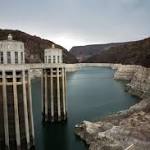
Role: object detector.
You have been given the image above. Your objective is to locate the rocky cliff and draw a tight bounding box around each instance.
[0,29,78,63]
[114,65,150,98]
[75,65,150,150]
[70,43,123,62]
[127,66,150,98]
[114,65,138,81]
[83,37,150,68]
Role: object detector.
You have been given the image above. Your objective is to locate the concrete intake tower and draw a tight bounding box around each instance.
[0,34,35,150]
[42,44,67,122]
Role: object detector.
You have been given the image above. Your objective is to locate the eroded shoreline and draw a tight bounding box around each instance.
[75,64,150,150]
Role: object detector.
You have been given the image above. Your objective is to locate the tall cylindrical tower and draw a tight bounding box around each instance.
[42,44,67,122]
[0,34,35,150]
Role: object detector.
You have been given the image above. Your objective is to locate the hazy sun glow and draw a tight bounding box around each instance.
[51,36,87,50]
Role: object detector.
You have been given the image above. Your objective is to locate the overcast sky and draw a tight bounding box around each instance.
[0,0,150,49]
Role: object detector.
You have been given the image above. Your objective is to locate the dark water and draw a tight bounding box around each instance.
[31,67,137,150]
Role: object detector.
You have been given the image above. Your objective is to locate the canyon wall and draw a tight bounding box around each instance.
[113,65,139,81]
[75,64,150,150]
[114,65,150,98]
[127,66,150,98]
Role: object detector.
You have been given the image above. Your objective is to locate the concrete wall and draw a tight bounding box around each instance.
[44,48,62,64]
[0,69,35,150]
[0,39,25,64]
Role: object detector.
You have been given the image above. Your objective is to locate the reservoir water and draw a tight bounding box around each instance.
[31,67,137,150]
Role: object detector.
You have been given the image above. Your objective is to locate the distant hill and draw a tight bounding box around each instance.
[0,29,78,63]
[70,43,125,62]
[84,37,150,67]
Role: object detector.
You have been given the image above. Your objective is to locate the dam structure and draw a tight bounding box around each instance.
[0,34,34,150]
[42,44,67,122]
[0,34,67,149]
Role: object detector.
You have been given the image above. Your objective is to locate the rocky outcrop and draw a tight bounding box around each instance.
[114,65,150,98]
[75,98,150,150]
[127,66,150,98]
[75,65,150,150]
[114,65,138,81]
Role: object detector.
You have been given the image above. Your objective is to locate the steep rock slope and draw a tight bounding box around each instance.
[84,38,150,67]
[0,29,78,63]
[114,65,139,81]
[70,43,123,62]
[114,65,150,98]
[127,67,150,98]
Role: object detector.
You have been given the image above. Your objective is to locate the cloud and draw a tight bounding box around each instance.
[0,0,149,49]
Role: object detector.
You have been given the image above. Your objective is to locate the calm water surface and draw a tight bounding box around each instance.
[31,67,137,150]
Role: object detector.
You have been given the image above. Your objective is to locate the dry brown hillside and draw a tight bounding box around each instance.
[0,29,78,63]
[83,37,150,67]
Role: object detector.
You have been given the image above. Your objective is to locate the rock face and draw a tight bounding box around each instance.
[114,65,150,98]
[75,65,150,150]
[83,38,150,68]
[114,65,138,81]
[70,43,123,62]
[127,66,150,98]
